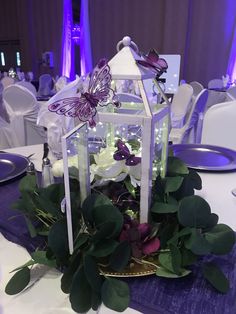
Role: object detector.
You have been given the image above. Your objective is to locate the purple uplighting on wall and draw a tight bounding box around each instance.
[226,0,236,82]
[61,0,74,79]
[80,0,93,76]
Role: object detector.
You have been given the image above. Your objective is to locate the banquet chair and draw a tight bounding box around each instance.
[2,85,46,147]
[0,116,18,149]
[208,78,224,89]
[201,100,236,150]
[189,81,204,98]
[227,86,236,99]
[170,83,193,128]
[38,74,54,97]
[54,76,69,92]
[169,89,209,144]
[16,81,37,96]
[1,76,15,89]
[37,75,82,157]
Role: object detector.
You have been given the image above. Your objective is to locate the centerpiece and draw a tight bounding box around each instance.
[5,37,235,313]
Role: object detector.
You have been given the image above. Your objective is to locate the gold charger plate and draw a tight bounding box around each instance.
[99,262,156,277]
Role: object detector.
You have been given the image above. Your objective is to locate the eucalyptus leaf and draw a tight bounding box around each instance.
[31,250,56,268]
[156,265,191,278]
[181,247,197,266]
[92,221,116,243]
[92,205,123,238]
[101,278,129,312]
[178,195,213,228]
[69,266,92,313]
[48,218,69,263]
[124,178,136,198]
[91,291,102,311]
[89,239,118,257]
[169,243,182,275]
[159,251,175,273]
[151,201,178,214]
[84,254,102,293]
[19,175,37,193]
[5,267,30,295]
[167,156,189,175]
[61,252,81,294]
[82,193,112,225]
[185,229,211,255]
[164,176,184,193]
[24,215,37,238]
[74,233,90,250]
[205,224,235,255]
[109,241,131,272]
[10,260,35,273]
[202,262,229,293]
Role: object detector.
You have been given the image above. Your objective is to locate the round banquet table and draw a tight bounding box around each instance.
[1,144,236,314]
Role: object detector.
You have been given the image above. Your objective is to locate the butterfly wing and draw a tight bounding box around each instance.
[48,96,97,126]
[126,155,141,166]
[88,58,112,106]
[113,139,130,161]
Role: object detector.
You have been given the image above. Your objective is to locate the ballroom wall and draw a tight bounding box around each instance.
[0,0,64,78]
[88,0,236,87]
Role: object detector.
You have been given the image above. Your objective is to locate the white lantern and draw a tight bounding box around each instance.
[60,36,170,253]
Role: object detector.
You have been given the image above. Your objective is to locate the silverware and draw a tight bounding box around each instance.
[231,188,236,197]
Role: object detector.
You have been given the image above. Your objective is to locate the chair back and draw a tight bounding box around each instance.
[227,86,236,99]
[189,81,204,97]
[1,77,15,89]
[182,89,209,143]
[170,83,193,128]
[16,81,37,96]
[55,76,69,92]
[37,75,82,157]
[208,78,224,89]
[38,74,53,97]
[3,85,46,147]
[201,100,236,150]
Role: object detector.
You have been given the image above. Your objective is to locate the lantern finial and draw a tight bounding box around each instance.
[116,36,139,53]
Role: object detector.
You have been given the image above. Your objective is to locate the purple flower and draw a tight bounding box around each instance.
[119,220,160,258]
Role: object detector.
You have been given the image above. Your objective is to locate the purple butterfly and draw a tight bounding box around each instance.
[136,49,168,78]
[48,59,120,127]
[113,140,141,166]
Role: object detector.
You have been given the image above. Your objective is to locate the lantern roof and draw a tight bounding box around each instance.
[108,36,155,80]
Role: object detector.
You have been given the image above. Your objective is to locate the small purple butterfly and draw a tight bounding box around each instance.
[136,49,168,78]
[48,59,120,127]
[113,139,141,166]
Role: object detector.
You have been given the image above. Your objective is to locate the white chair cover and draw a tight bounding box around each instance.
[54,76,69,92]
[2,85,46,147]
[201,100,236,150]
[170,83,193,128]
[37,75,82,157]
[38,74,54,97]
[0,116,18,149]
[170,89,209,144]
[189,81,204,98]
[1,77,15,89]
[208,78,224,89]
[16,81,37,96]
[227,86,236,99]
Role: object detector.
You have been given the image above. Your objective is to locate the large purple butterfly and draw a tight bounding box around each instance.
[137,49,168,78]
[48,59,119,127]
[113,140,141,166]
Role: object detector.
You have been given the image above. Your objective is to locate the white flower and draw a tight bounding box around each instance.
[52,156,78,177]
[90,146,128,186]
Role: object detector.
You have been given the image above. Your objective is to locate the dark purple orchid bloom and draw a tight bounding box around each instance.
[119,218,160,258]
[48,59,118,127]
[113,139,141,166]
[137,49,168,78]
